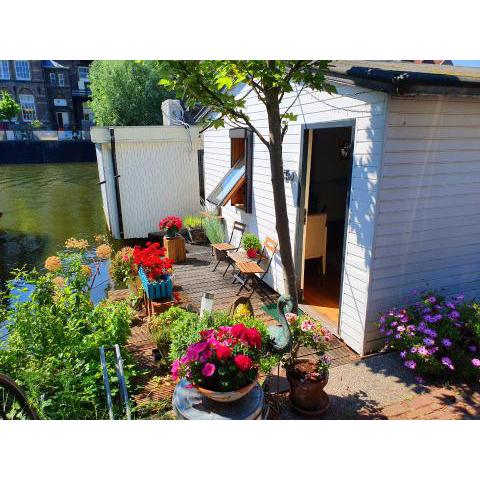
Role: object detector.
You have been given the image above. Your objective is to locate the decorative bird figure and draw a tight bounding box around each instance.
[267,295,293,354]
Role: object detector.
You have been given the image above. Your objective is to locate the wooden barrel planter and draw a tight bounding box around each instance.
[164,235,186,263]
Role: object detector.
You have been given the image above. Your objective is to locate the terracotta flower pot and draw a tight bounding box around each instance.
[195,377,258,403]
[286,359,330,415]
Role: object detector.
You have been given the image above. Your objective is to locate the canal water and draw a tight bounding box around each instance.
[0,162,110,303]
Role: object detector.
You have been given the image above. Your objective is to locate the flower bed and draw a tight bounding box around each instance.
[379,292,480,380]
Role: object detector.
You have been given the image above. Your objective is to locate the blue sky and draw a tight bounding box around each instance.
[453,60,480,67]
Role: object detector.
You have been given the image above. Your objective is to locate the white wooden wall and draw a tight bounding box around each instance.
[203,83,388,354]
[92,126,203,239]
[365,95,480,352]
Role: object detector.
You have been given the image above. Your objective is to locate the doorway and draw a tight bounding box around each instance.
[56,111,69,129]
[299,125,354,332]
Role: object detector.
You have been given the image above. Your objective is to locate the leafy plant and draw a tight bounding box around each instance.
[154,306,279,374]
[379,292,480,380]
[0,251,135,419]
[88,60,175,126]
[183,215,203,229]
[0,91,20,122]
[109,246,138,286]
[203,216,224,244]
[242,233,261,252]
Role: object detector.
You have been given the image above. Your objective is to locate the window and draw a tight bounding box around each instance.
[0,61,10,80]
[49,72,57,85]
[19,94,36,122]
[207,128,253,212]
[58,73,65,86]
[15,61,30,80]
[78,66,89,80]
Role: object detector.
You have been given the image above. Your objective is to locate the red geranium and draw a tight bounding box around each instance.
[133,242,173,281]
[215,344,232,361]
[159,216,182,234]
[231,323,246,338]
[244,328,262,348]
[234,354,253,372]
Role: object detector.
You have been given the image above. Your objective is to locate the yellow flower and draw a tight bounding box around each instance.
[96,244,112,259]
[94,234,106,243]
[234,304,251,317]
[52,276,65,288]
[81,265,92,277]
[65,237,89,250]
[45,256,61,272]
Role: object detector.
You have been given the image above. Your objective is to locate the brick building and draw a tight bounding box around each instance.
[0,60,93,131]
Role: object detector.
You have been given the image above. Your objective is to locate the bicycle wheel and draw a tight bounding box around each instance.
[0,374,38,420]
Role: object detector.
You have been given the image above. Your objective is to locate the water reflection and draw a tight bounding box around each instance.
[0,162,108,299]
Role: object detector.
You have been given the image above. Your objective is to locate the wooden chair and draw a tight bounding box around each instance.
[304,213,327,275]
[232,236,278,298]
[211,221,246,272]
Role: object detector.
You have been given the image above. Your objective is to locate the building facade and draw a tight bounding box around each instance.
[0,60,93,131]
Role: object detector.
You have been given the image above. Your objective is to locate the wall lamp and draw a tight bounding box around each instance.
[283,169,296,182]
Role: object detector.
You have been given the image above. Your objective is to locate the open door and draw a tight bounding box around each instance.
[299,125,353,333]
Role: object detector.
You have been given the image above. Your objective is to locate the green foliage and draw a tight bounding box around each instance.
[30,119,42,129]
[152,306,280,374]
[0,91,20,121]
[88,60,175,126]
[155,60,335,137]
[203,216,224,244]
[0,254,135,419]
[183,215,203,229]
[109,246,137,287]
[242,232,261,251]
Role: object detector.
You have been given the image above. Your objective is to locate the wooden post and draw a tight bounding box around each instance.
[164,236,186,263]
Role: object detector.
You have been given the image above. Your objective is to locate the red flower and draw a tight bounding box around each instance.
[244,328,262,348]
[215,344,232,361]
[234,354,253,372]
[231,323,246,338]
[159,216,182,232]
[133,242,173,281]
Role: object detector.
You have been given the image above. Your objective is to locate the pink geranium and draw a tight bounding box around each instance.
[201,363,216,377]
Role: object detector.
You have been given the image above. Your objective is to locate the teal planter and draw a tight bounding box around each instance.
[138,267,173,300]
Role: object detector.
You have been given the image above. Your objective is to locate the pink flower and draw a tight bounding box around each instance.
[201,363,216,377]
[471,358,480,368]
[171,359,181,380]
[285,313,298,323]
[300,319,314,332]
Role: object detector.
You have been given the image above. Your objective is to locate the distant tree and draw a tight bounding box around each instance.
[0,91,20,122]
[156,61,334,310]
[88,61,174,126]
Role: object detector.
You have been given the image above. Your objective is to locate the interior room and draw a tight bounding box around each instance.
[302,126,353,330]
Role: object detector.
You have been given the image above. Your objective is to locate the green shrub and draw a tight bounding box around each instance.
[203,216,224,244]
[183,215,203,229]
[0,252,135,420]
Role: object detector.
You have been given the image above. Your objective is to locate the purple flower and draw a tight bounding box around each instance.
[448,310,460,320]
[427,346,439,355]
[415,376,425,384]
[418,322,427,333]
[424,328,437,338]
[404,360,416,370]
[410,347,418,354]
[400,351,407,359]
[391,321,398,327]
[471,358,480,368]
[441,356,454,370]
[446,302,456,309]
[433,314,443,322]
[386,329,393,336]
[427,296,437,304]
[423,337,435,346]
[397,325,406,332]
[423,307,432,314]
[468,345,477,353]
[424,315,433,323]
[455,294,465,301]
[417,346,430,356]
[394,334,401,339]
[379,316,386,325]
[407,324,416,332]
[441,338,453,348]
[379,327,385,333]
[201,362,216,377]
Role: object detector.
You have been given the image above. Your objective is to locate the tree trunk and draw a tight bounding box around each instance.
[264,87,299,312]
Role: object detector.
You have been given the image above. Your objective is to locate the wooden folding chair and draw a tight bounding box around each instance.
[211,221,246,272]
[232,236,278,298]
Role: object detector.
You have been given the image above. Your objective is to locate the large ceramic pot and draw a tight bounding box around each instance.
[286,359,330,415]
[195,378,258,403]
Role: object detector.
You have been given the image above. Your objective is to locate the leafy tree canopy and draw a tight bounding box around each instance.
[0,91,20,121]
[88,60,175,126]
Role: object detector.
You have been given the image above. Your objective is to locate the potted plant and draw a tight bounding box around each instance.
[171,323,263,403]
[133,242,174,300]
[203,216,226,260]
[183,215,207,244]
[242,233,262,259]
[109,246,140,293]
[283,313,332,415]
[159,215,183,238]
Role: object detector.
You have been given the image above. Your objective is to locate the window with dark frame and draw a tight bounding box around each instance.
[206,128,253,213]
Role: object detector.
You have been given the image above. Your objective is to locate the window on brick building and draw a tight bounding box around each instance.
[15,61,30,80]
[19,93,36,122]
[0,61,10,80]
